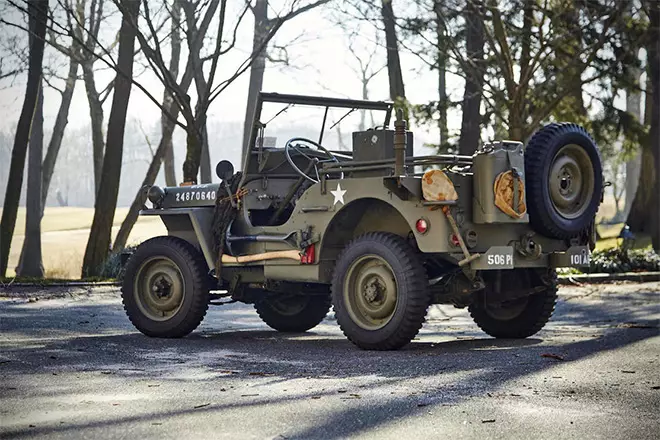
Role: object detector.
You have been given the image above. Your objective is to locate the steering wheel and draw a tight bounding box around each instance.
[284,137,341,183]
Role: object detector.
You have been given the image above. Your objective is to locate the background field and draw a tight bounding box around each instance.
[4,207,167,279]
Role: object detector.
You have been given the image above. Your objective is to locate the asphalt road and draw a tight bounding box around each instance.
[1,282,659,440]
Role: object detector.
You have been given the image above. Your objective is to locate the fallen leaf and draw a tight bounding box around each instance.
[249,372,272,376]
[194,403,210,409]
[541,353,565,361]
[482,419,496,424]
[337,390,347,394]
[311,396,321,400]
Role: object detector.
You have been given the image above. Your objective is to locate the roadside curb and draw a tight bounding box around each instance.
[0,281,120,289]
[558,272,660,285]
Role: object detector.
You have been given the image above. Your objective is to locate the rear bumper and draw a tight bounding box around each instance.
[469,246,590,270]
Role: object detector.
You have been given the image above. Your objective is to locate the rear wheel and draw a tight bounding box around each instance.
[469,270,557,338]
[332,232,430,350]
[121,236,210,338]
[255,294,331,332]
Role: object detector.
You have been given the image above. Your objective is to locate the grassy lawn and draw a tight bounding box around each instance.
[4,207,166,279]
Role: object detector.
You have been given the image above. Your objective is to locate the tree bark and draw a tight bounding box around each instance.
[81,0,140,277]
[381,0,405,102]
[82,62,105,198]
[113,0,193,252]
[162,0,181,188]
[624,60,643,219]
[42,54,79,210]
[627,0,659,251]
[17,79,45,278]
[458,2,484,155]
[0,0,48,278]
[434,0,448,148]
[242,0,268,159]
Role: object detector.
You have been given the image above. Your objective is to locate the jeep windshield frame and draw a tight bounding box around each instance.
[240,92,394,175]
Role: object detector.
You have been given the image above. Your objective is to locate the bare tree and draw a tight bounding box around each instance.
[628,0,660,250]
[16,79,44,278]
[0,0,48,278]
[457,2,484,155]
[113,0,194,252]
[81,0,140,277]
[241,0,331,154]
[381,0,405,104]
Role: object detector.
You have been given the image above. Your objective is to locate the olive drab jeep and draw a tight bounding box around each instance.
[121,92,603,350]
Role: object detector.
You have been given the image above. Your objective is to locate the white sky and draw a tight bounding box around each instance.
[0,1,465,156]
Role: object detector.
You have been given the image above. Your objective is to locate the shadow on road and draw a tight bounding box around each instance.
[0,289,658,438]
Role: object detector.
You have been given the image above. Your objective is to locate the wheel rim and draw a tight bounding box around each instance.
[343,255,398,330]
[134,256,185,321]
[484,297,528,321]
[549,144,595,219]
[267,296,310,316]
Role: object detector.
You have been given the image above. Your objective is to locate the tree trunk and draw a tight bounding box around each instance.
[162,0,182,188]
[17,81,44,278]
[381,0,406,102]
[646,0,660,250]
[82,62,105,198]
[163,141,177,186]
[627,1,659,251]
[200,121,212,183]
[113,2,193,251]
[42,54,79,210]
[81,0,140,277]
[624,60,643,219]
[242,0,269,164]
[434,0,448,149]
[183,126,202,183]
[458,2,484,155]
[0,0,48,278]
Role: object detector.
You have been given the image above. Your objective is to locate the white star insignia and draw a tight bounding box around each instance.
[331,183,347,206]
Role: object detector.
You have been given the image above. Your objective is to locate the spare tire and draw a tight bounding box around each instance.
[524,123,602,239]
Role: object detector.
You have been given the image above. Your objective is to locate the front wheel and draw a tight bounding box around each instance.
[332,232,430,350]
[121,236,210,338]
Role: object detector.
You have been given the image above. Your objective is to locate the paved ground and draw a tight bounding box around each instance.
[1,282,659,439]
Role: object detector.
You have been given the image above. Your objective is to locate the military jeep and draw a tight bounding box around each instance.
[122,92,602,350]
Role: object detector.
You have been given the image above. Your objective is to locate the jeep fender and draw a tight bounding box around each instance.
[140,208,216,271]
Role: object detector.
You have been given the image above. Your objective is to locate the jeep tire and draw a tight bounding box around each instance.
[332,232,430,350]
[122,236,210,338]
[469,272,557,339]
[255,294,331,332]
[525,123,603,239]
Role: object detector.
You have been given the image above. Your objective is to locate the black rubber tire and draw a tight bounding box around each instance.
[332,232,430,350]
[121,236,210,338]
[525,123,603,239]
[255,294,331,332]
[469,276,557,339]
